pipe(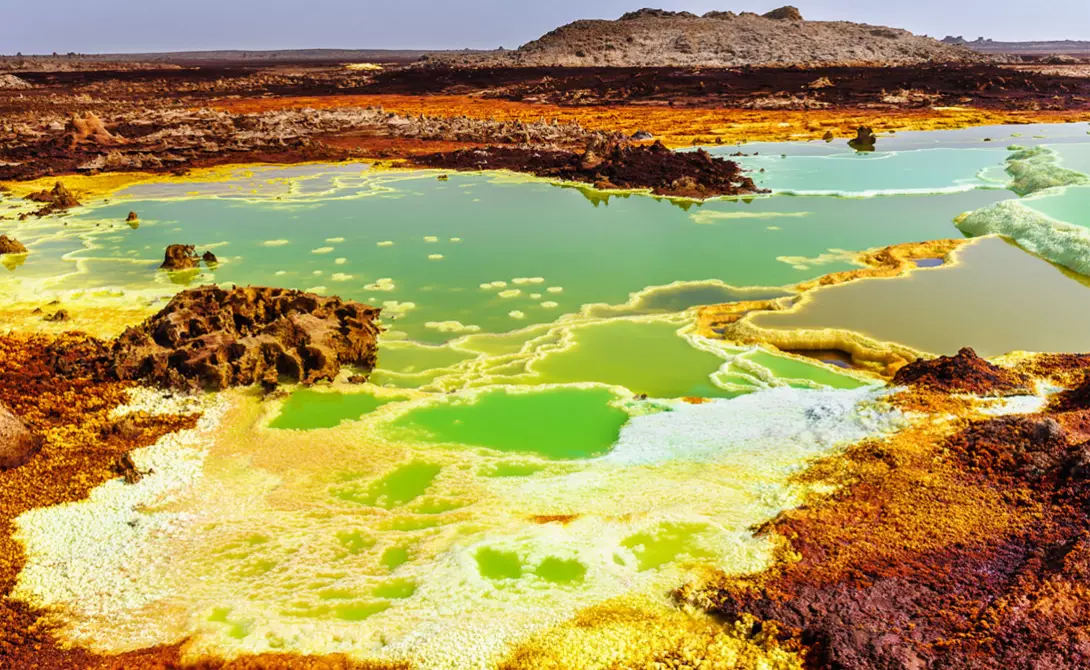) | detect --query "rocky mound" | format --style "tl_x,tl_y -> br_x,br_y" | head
25,181 -> 80,216
413,139 -> 766,198
505,7 -> 986,67
893,347 -> 1032,396
0,235 -> 27,255
111,286 -> 381,390
160,244 -> 218,270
